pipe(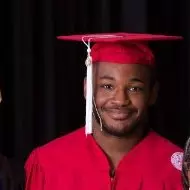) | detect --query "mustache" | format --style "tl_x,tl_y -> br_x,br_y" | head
102,106 -> 137,112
